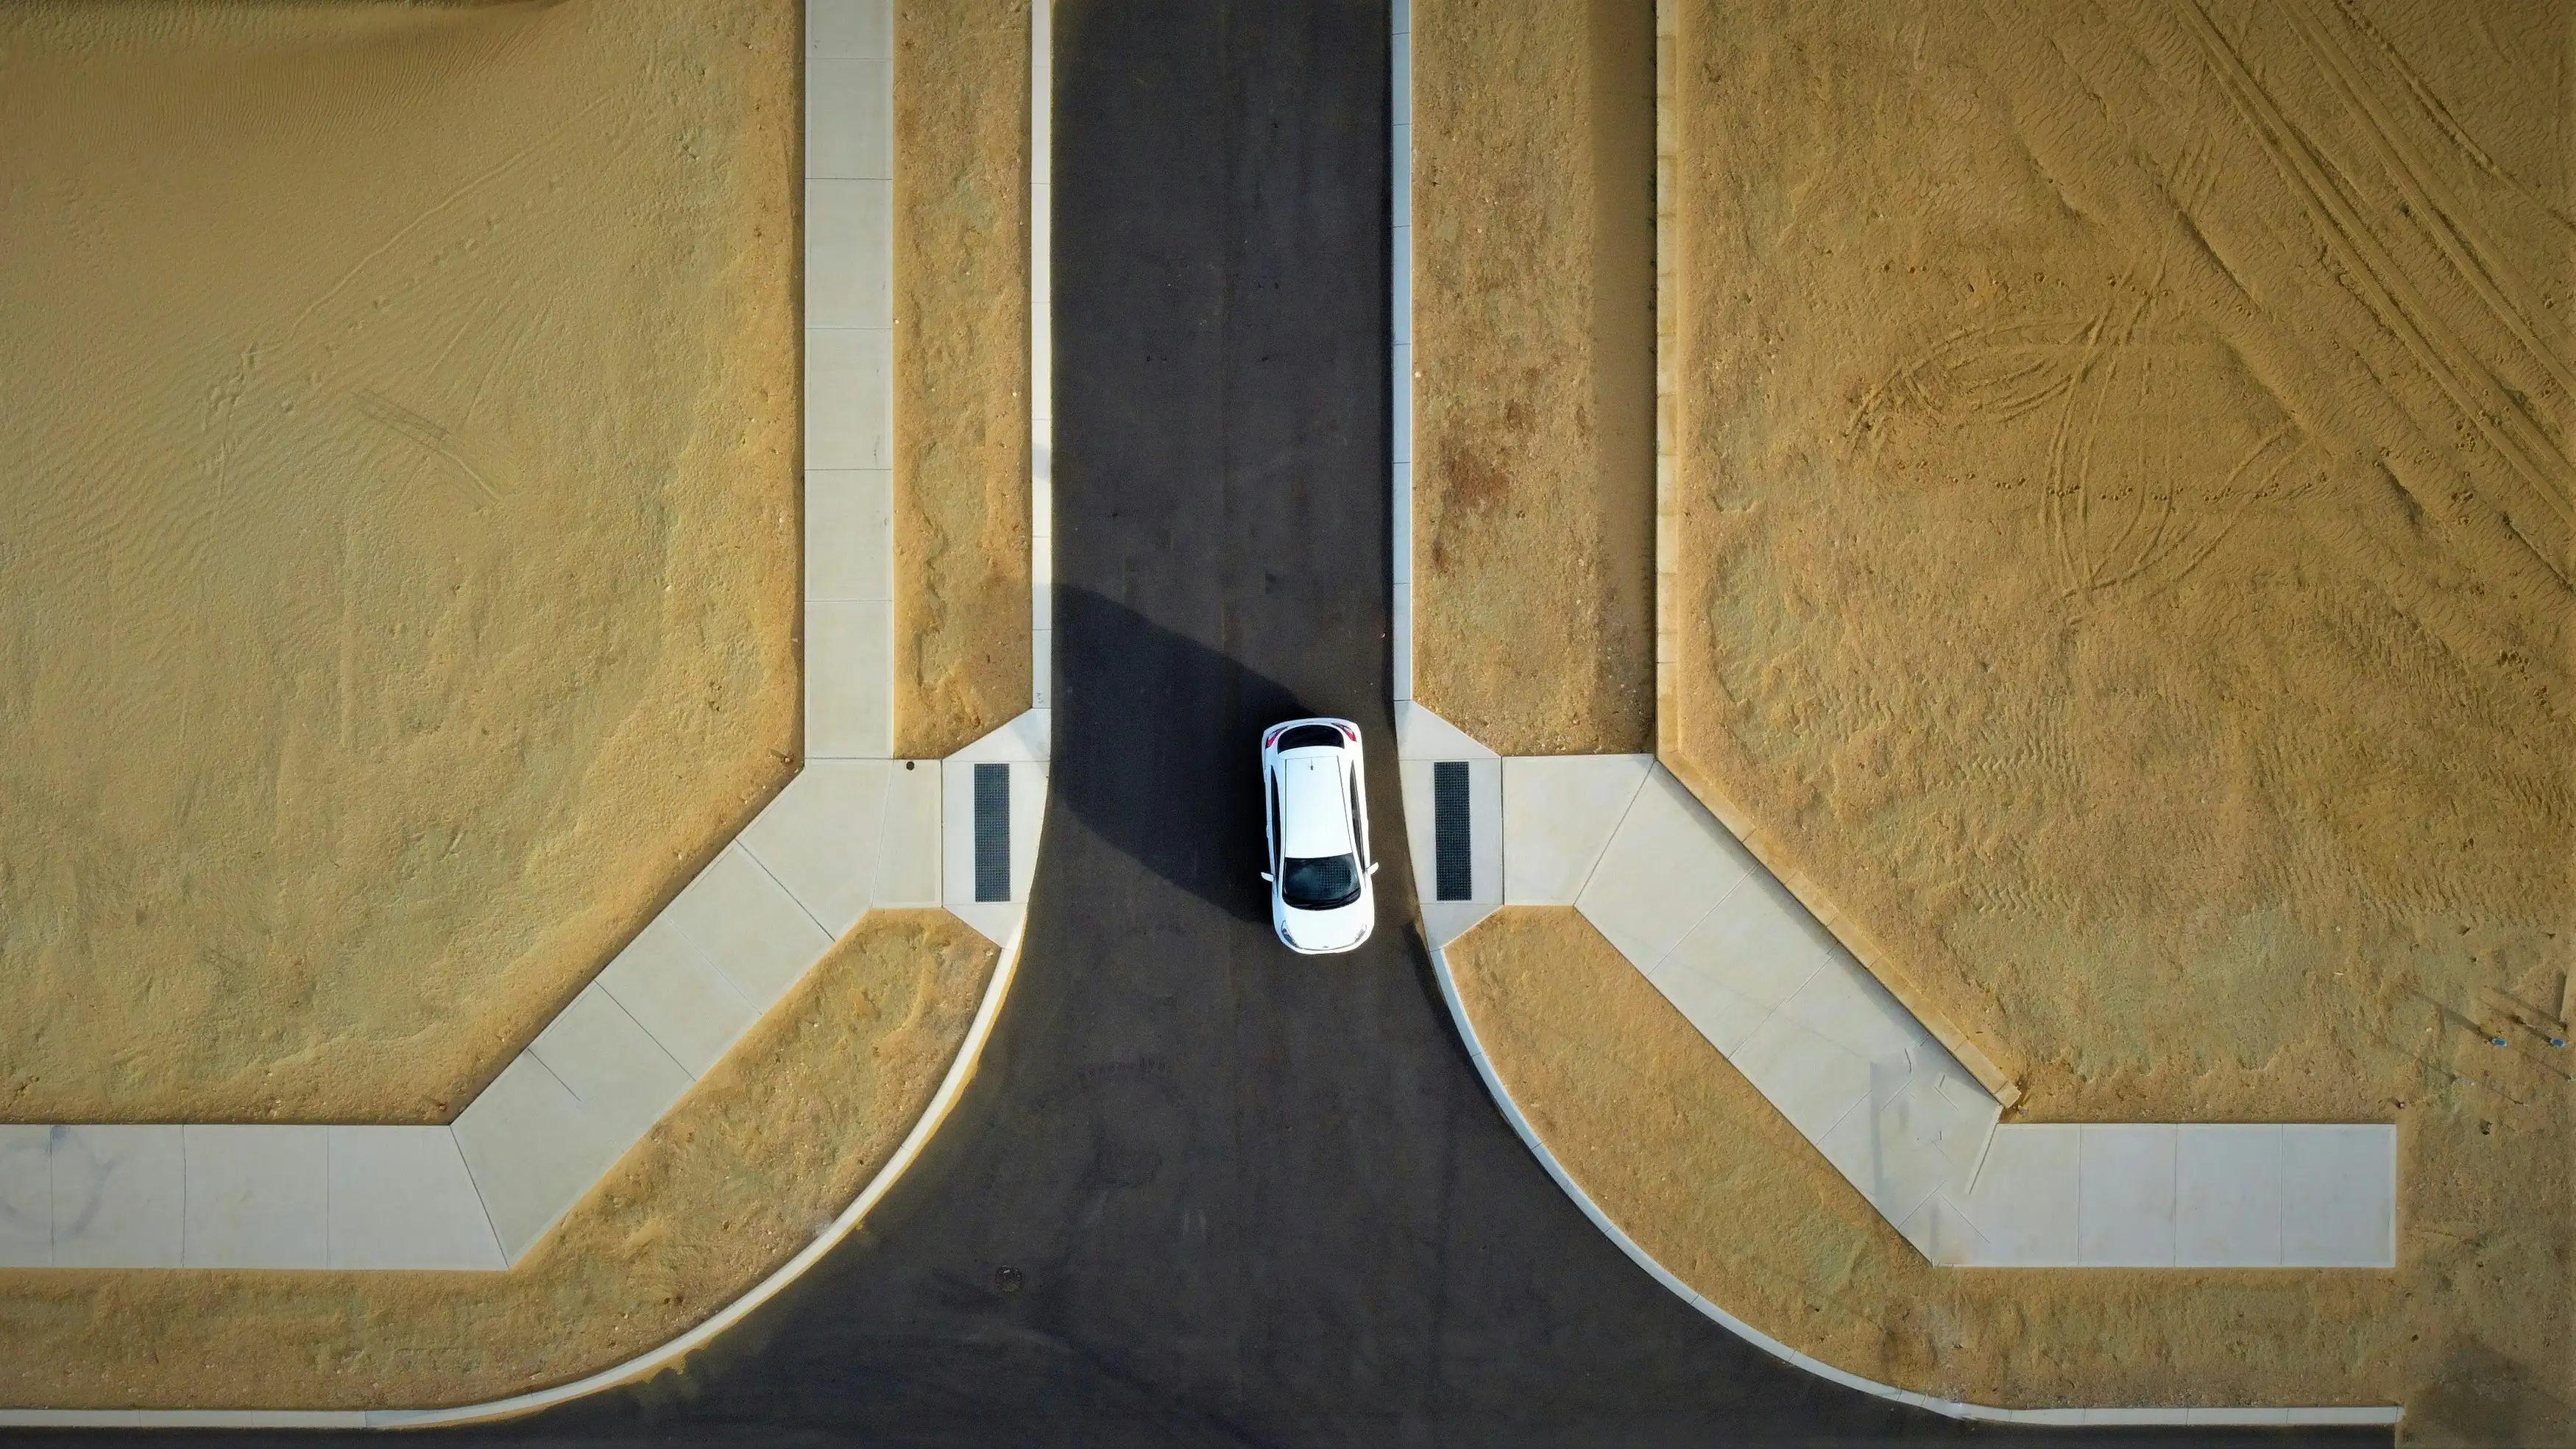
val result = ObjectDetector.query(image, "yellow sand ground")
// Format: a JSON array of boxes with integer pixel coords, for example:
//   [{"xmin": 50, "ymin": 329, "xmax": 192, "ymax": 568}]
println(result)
[
  {"xmin": 895, "ymin": 0, "xmax": 1032, "ymax": 757},
  {"xmin": 1451, "ymin": 909, "xmax": 2443, "ymax": 1420},
  {"xmin": 1419, "ymin": 0, "xmax": 2574, "ymax": 1439},
  {"xmin": 1412, "ymin": 0, "xmax": 1655, "ymax": 756},
  {"xmin": 0, "ymin": 0, "xmax": 800, "ymax": 1124},
  {"xmin": 0, "ymin": 0, "xmax": 1030, "ymax": 1410},
  {"xmin": 0, "ymin": 911, "xmax": 997, "ymax": 1410}
]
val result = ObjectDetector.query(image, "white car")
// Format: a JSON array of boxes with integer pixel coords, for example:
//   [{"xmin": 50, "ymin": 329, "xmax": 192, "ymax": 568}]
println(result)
[{"xmin": 1259, "ymin": 717, "xmax": 1378, "ymax": 954}]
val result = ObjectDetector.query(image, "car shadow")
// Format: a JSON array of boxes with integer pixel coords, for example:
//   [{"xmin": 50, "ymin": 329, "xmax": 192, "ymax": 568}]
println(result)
[{"xmin": 1044, "ymin": 585, "xmax": 1409, "ymax": 932}]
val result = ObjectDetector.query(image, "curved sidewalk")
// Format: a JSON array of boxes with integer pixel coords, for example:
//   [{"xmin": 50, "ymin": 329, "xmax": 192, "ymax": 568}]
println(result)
[
  {"xmin": 1387, "ymin": 0, "xmax": 2396, "ymax": 1428},
  {"xmin": 0, "ymin": 0, "xmax": 1050, "ymax": 1425}
]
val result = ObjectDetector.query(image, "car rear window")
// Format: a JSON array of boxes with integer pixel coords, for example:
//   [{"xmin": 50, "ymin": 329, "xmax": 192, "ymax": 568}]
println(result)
[
  {"xmin": 1280, "ymin": 854, "xmax": 1362, "ymax": 909},
  {"xmin": 1274, "ymin": 723, "xmax": 1344, "ymax": 753}
]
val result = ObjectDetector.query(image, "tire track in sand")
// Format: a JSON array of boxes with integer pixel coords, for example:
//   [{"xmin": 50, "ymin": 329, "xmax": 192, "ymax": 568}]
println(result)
[{"xmin": 2176, "ymin": 0, "xmax": 2572, "ymax": 584}]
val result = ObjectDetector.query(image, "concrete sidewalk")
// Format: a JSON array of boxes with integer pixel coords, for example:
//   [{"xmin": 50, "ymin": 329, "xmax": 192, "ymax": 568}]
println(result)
[
  {"xmin": 1387, "ymin": 0, "xmax": 2396, "ymax": 1428},
  {"xmin": 0, "ymin": 0, "xmax": 1049, "ymax": 1283}
]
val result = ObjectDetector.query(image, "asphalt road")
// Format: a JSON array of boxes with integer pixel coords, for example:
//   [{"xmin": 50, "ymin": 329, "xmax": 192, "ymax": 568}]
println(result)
[{"xmin": 40, "ymin": 3, "xmax": 2388, "ymax": 1445}]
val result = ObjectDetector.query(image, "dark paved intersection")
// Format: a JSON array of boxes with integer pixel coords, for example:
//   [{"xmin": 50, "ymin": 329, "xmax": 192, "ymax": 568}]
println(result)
[{"xmin": 31, "ymin": 3, "xmax": 2386, "ymax": 1445}]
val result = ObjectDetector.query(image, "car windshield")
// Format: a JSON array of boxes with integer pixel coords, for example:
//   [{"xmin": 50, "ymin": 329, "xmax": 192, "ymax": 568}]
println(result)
[
  {"xmin": 1273, "ymin": 723, "xmax": 1345, "ymax": 753},
  {"xmin": 1280, "ymin": 853, "xmax": 1362, "ymax": 910}
]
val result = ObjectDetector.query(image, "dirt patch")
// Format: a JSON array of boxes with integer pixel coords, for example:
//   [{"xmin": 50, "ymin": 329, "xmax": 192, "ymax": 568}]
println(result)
[
  {"xmin": 0, "ymin": 0, "xmax": 1029, "ymax": 1412},
  {"xmin": 1666, "ymin": 0, "xmax": 2576, "ymax": 1135},
  {"xmin": 1415, "ymin": 0, "xmax": 2572, "ymax": 1433},
  {"xmin": 1412, "ymin": 0, "xmax": 1655, "ymax": 755},
  {"xmin": 1643, "ymin": 0, "xmax": 2568, "ymax": 1431},
  {"xmin": 0, "ymin": 0, "xmax": 801, "ymax": 1123},
  {"xmin": 894, "ymin": 0, "xmax": 1032, "ymax": 758},
  {"xmin": 1447, "ymin": 907, "xmax": 2566, "ymax": 1435},
  {"xmin": 0, "ymin": 910, "xmax": 997, "ymax": 1411}
]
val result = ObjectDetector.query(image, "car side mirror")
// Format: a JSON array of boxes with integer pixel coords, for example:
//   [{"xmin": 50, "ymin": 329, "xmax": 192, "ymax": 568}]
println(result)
[
  {"xmin": 1367, "ymin": 862, "xmax": 1379, "ymax": 874},
  {"xmin": 1259, "ymin": 871, "xmax": 1273, "ymax": 882}
]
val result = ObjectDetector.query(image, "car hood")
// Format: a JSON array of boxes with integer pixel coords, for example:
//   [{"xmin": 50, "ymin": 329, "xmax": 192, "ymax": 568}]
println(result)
[{"xmin": 1277, "ymin": 893, "xmax": 1373, "ymax": 953}]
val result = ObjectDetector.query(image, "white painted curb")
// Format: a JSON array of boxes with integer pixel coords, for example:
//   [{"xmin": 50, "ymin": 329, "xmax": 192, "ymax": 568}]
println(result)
[
  {"xmin": 0, "ymin": 0, "xmax": 1055, "ymax": 1424},
  {"xmin": 0, "ymin": 913, "xmax": 1033, "ymax": 1432},
  {"xmin": 1393, "ymin": 1, "xmax": 2393, "ymax": 1428},
  {"xmin": 1424, "ymin": 940, "xmax": 2397, "ymax": 1431}
]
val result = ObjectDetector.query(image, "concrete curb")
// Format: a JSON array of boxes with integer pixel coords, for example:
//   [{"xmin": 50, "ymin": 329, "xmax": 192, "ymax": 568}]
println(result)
[
  {"xmin": 0, "ymin": 0, "xmax": 1053, "ymax": 1423},
  {"xmin": 1393, "ymin": 0, "xmax": 2396, "ymax": 1426},
  {"xmin": 0, "ymin": 912, "xmax": 1033, "ymax": 1432},
  {"xmin": 1423, "ymin": 935, "xmax": 2399, "ymax": 1430}
]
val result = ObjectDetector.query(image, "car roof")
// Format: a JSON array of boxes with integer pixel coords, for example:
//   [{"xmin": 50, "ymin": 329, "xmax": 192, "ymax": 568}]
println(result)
[{"xmin": 1275, "ymin": 752, "xmax": 1353, "ymax": 857}]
